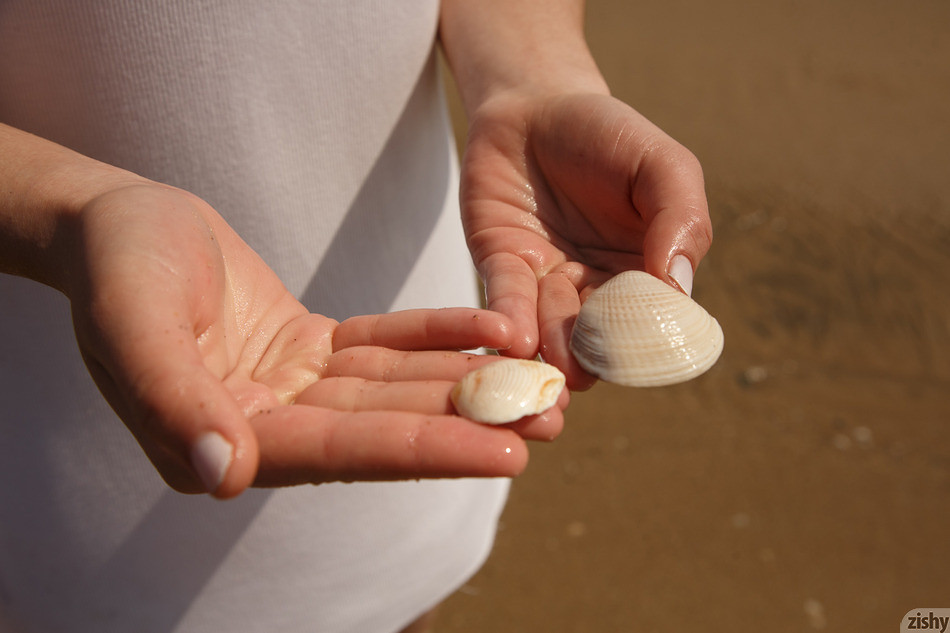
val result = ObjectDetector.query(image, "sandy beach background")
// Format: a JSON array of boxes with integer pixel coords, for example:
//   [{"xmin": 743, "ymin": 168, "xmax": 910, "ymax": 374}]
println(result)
[{"xmin": 438, "ymin": 1, "xmax": 950, "ymax": 631}]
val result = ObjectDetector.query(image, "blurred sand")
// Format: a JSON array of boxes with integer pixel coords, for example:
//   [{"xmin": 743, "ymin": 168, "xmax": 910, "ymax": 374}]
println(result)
[{"xmin": 439, "ymin": 1, "xmax": 950, "ymax": 631}]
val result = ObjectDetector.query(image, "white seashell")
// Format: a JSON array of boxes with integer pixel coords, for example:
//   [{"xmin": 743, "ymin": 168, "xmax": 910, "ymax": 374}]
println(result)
[
  {"xmin": 569, "ymin": 270, "xmax": 724, "ymax": 387},
  {"xmin": 451, "ymin": 359, "xmax": 565, "ymax": 424}
]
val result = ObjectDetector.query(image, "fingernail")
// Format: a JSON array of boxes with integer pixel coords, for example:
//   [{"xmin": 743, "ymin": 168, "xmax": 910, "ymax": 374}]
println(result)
[
  {"xmin": 191, "ymin": 431, "xmax": 233, "ymax": 493},
  {"xmin": 668, "ymin": 254, "xmax": 694, "ymax": 296}
]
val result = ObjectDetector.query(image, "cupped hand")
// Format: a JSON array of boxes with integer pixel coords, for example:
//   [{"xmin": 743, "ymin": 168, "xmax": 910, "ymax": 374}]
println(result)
[
  {"xmin": 460, "ymin": 92, "xmax": 713, "ymax": 389},
  {"xmin": 67, "ymin": 184, "xmax": 564, "ymax": 498}
]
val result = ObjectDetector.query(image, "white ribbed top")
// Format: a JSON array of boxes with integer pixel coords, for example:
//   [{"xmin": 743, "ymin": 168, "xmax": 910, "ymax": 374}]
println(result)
[{"xmin": 0, "ymin": 3, "xmax": 508, "ymax": 632}]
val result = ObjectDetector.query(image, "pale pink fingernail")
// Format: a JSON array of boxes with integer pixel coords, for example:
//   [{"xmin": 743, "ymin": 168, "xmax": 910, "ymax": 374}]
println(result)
[
  {"xmin": 191, "ymin": 431, "xmax": 233, "ymax": 493},
  {"xmin": 668, "ymin": 254, "xmax": 694, "ymax": 296}
]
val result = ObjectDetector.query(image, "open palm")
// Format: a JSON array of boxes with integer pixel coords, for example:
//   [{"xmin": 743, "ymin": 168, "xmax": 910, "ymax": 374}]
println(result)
[{"xmin": 68, "ymin": 184, "xmax": 562, "ymax": 498}]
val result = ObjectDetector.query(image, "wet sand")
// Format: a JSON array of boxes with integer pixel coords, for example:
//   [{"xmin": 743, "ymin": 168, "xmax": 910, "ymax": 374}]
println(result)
[{"xmin": 439, "ymin": 1, "xmax": 950, "ymax": 631}]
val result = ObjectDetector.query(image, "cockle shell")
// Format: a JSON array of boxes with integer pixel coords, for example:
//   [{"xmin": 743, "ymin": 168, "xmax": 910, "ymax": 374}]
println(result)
[
  {"xmin": 451, "ymin": 359, "xmax": 566, "ymax": 424},
  {"xmin": 569, "ymin": 270, "xmax": 724, "ymax": 387}
]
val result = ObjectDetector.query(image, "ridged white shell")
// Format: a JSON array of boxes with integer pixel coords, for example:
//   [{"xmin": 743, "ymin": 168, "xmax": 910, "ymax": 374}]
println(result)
[
  {"xmin": 569, "ymin": 270, "xmax": 724, "ymax": 387},
  {"xmin": 451, "ymin": 359, "xmax": 565, "ymax": 424}
]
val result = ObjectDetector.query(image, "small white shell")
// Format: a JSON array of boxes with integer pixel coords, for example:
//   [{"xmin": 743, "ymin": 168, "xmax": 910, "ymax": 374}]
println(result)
[
  {"xmin": 569, "ymin": 270, "xmax": 724, "ymax": 387},
  {"xmin": 451, "ymin": 359, "xmax": 565, "ymax": 424}
]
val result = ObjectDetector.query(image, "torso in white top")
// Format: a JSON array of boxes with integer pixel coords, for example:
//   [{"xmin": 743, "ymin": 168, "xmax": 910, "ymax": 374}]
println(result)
[{"xmin": 0, "ymin": 3, "xmax": 509, "ymax": 632}]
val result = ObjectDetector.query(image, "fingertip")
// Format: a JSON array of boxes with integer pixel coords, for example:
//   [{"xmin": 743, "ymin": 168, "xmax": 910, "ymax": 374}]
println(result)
[
  {"xmin": 488, "ymin": 299, "xmax": 539, "ymax": 358},
  {"xmin": 667, "ymin": 253, "xmax": 694, "ymax": 296},
  {"xmin": 474, "ymin": 309, "xmax": 518, "ymax": 351},
  {"xmin": 482, "ymin": 256, "xmax": 541, "ymax": 358},
  {"xmin": 565, "ymin": 370, "xmax": 598, "ymax": 392},
  {"xmin": 492, "ymin": 435, "xmax": 530, "ymax": 477},
  {"xmin": 557, "ymin": 383, "xmax": 571, "ymax": 410},
  {"xmin": 536, "ymin": 311, "xmax": 597, "ymax": 393},
  {"xmin": 505, "ymin": 407, "xmax": 565, "ymax": 442},
  {"xmin": 191, "ymin": 431, "xmax": 232, "ymax": 493},
  {"xmin": 538, "ymin": 333, "xmax": 598, "ymax": 391},
  {"xmin": 192, "ymin": 427, "xmax": 259, "ymax": 499},
  {"xmin": 499, "ymin": 330, "xmax": 539, "ymax": 359},
  {"xmin": 645, "ymin": 212, "xmax": 712, "ymax": 288}
]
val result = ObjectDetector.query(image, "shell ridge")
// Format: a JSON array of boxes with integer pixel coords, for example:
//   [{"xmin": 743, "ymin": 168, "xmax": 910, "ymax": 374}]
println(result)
[
  {"xmin": 450, "ymin": 358, "xmax": 566, "ymax": 424},
  {"xmin": 569, "ymin": 270, "xmax": 724, "ymax": 387}
]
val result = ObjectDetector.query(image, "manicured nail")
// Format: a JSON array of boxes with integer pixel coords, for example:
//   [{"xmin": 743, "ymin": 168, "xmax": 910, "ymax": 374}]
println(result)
[
  {"xmin": 191, "ymin": 431, "xmax": 233, "ymax": 493},
  {"xmin": 668, "ymin": 254, "xmax": 694, "ymax": 296}
]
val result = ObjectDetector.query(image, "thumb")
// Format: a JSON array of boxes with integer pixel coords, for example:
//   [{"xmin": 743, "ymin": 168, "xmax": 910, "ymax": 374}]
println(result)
[
  {"xmin": 635, "ymin": 147, "xmax": 713, "ymax": 293},
  {"xmin": 75, "ymin": 307, "xmax": 260, "ymax": 499},
  {"xmin": 67, "ymin": 185, "xmax": 262, "ymax": 498},
  {"xmin": 145, "ymin": 361, "xmax": 260, "ymax": 499}
]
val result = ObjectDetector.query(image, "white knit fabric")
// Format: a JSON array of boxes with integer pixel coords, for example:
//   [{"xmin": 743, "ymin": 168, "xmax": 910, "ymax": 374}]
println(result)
[{"xmin": 0, "ymin": 2, "xmax": 508, "ymax": 632}]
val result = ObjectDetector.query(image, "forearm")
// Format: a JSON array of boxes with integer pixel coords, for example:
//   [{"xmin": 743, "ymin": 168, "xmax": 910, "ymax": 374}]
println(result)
[
  {"xmin": 0, "ymin": 123, "xmax": 144, "ymax": 291},
  {"xmin": 439, "ymin": 0, "xmax": 610, "ymax": 115}
]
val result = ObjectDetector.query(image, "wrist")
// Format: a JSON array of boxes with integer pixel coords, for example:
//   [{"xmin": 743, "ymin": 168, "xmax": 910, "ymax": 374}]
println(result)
[
  {"xmin": 453, "ymin": 50, "xmax": 610, "ymax": 117},
  {"xmin": 440, "ymin": 0, "xmax": 610, "ymax": 117},
  {"xmin": 0, "ymin": 124, "xmax": 146, "ymax": 292}
]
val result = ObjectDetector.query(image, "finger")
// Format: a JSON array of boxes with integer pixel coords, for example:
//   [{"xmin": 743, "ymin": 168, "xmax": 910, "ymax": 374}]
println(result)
[
  {"xmin": 537, "ymin": 264, "xmax": 599, "ymax": 391},
  {"xmin": 503, "ymin": 407, "xmax": 566, "ymax": 442},
  {"xmin": 249, "ymin": 406, "xmax": 529, "ymax": 485},
  {"xmin": 296, "ymin": 374, "xmax": 569, "ymax": 442},
  {"xmin": 479, "ymin": 251, "xmax": 541, "ymax": 359},
  {"xmin": 323, "ymin": 348, "xmax": 499, "ymax": 382},
  {"xmin": 633, "ymin": 145, "xmax": 713, "ymax": 293},
  {"xmin": 138, "ymin": 359, "xmax": 260, "ymax": 499},
  {"xmin": 295, "ymin": 377, "xmax": 459, "ymax": 415},
  {"xmin": 333, "ymin": 308, "xmax": 514, "ymax": 352},
  {"xmin": 645, "ymin": 209, "xmax": 711, "ymax": 296},
  {"xmin": 79, "ymin": 318, "xmax": 260, "ymax": 499}
]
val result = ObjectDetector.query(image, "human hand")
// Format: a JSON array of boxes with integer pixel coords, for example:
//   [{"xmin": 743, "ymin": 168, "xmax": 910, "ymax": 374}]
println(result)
[
  {"xmin": 67, "ymin": 184, "xmax": 563, "ymax": 498},
  {"xmin": 459, "ymin": 92, "xmax": 713, "ymax": 389}
]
